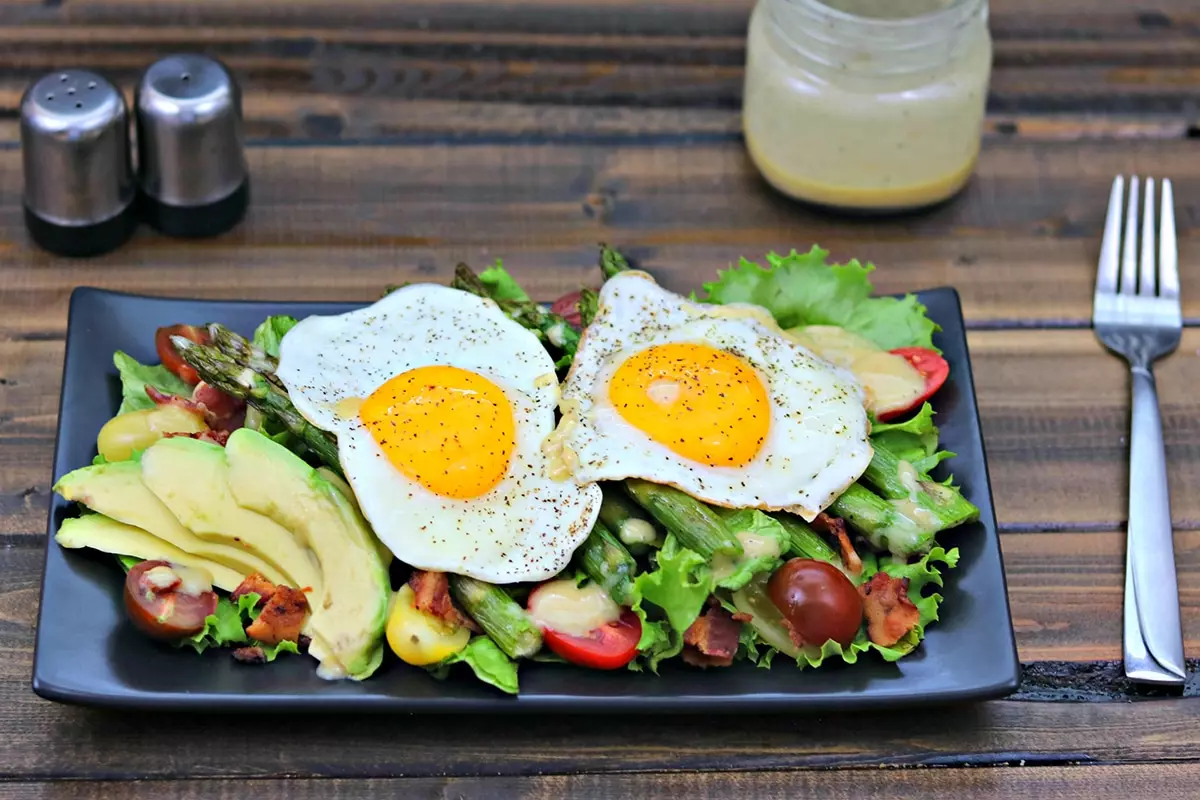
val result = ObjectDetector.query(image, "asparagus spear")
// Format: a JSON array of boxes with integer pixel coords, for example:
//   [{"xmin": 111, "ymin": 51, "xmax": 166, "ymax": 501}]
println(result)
[
  {"xmin": 598, "ymin": 487, "xmax": 661, "ymax": 551},
  {"xmin": 573, "ymin": 520, "xmax": 637, "ymax": 606},
  {"xmin": 828, "ymin": 483, "xmax": 934, "ymax": 558},
  {"xmin": 448, "ymin": 574, "xmax": 543, "ymax": 659},
  {"xmin": 172, "ymin": 337, "xmax": 342, "ymax": 472},
  {"xmin": 599, "ymin": 244, "xmax": 632, "ymax": 280},
  {"xmin": 860, "ymin": 440, "xmax": 979, "ymax": 530},
  {"xmin": 206, "ymin": 323, "xmax": 281, "ymax": 381},
  {"xmin": 623, "ymin": 479, "xmax": 742, "ymax": 560},
  {"xmin": 772, "ymin": 513, "xmax": 841, "ymax": 563},
  {"xmin": 450, "ymin": 263, "xmax": 581, "ymax": 362}
]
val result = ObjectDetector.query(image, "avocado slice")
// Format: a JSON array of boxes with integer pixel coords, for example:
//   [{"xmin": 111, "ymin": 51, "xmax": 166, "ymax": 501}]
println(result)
[
  {"xmin": 226, "ymin": 429, "xmax": 390, "ymax": 680},
  {"xmin": 54, "ymin": 460, "xmax": 290, "ymax": 586},
  {"xmin": 56, "ymin": 514, "xmax": 244, "ymax": 592},
  {"xmin": 139, "ymin": 437, "xmax": 323, "ymax": 598},
  {"xmin": 317, "ymin": 465, "xmax": 393, "ymax": 568}
]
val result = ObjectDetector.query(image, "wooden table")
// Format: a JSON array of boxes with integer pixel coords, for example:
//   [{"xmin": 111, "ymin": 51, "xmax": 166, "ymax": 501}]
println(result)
[{"xmin": 1, "ymin": 1, "xmax": 1198, "ymax": 797}]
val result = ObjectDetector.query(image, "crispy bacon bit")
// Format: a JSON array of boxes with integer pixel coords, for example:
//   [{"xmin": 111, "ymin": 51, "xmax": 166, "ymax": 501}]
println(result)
[
  {"xmin": 245, "ymin": 585, "xmax": 309, "ymax": 645},
  {"xmin": 232, "ymin": 646, "xmax": 266, "ymax": 664},
  {"xmin": 408, "ymin": 569, "xmax": 480, "ymax": 632},
  {"xmin": 144, "ymin": 383, "xmax": 245, "ymax": 433},
  {"xmin": 162, "ymin": 429, "xmax": 231, "ymax": 446},
  {"xmin": 859, "ymin": 572, "xmax": 920, "ymax": 647},
  {"xmin": 231, "ymin": 573, "xmax": 277, "ymax": 607},
  {"xmin": 192, "ymin": 382, "xmax": 246, "ymax": 431},
  {"xmin": 812, "ymin": 512, "xmax": 863, "ymax": 576},
  {"xmin": 682, "ymin": 606, "xmax": 743, "ymax": 668},
  {"xmin": 731, "ymin": 612, "xmax": 753, "ymax": 623}
]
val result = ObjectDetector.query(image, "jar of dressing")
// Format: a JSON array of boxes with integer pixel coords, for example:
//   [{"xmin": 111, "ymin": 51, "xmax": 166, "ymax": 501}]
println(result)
[{"xmin": 742, "ymin": 0, "xmax": 992, "ymax": 211}]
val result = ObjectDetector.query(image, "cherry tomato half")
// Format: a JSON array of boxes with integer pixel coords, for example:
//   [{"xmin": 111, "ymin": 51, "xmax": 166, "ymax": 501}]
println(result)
[
  {"xmin": 875, "ymin": 347, "xmax": 951, "ymax": 422},
  {"xmin": 767, "ymin": 558, "xmax": 863, "ymax": 648},
  {"xmin": 541, "ymin": 610, "xmax": 642, "ymax": 670},
  {"xmin": 124, "ymin": 560, "xmax": 218, "ymax": 641},
  {"xmin": 155, "ymin": 324, "xmax": 210, "ymax": 385}
]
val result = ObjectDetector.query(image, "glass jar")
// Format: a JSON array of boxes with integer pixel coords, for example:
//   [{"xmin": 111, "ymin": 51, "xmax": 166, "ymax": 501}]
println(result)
[{"xmin": 742, "ymin": 0, "xmax": 992, "ymax": 212}]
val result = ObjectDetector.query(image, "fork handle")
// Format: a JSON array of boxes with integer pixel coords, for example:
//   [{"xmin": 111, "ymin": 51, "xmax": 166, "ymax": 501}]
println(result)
[{"xmin": 1126, "ymin": 366, "xmax": 1187, "ymax": 681}]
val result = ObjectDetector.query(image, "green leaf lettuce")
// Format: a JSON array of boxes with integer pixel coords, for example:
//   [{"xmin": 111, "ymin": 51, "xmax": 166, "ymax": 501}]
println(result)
[
  {"xmin": 251, "ymin": 315, "xmax": 299, "ymax": 358},
  {"xmin": 432, "ymin": 636, "xmax": 521, "ymax": 695},
  {"xmin": 113, "ymin": 351, "xmax": 192, "ymax": 415},
  {"xmin": 701, "ymin": 246, "xmax": 940, "ymax": 351}
]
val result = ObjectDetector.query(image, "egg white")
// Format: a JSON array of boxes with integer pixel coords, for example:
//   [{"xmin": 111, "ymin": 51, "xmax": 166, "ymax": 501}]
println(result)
[
  {"xmin": 277, "ymin": 283, "xmax": 602, "ymax": 584},
  {"xmin": 556, "ymin": 271, "xmax": 873, "ymax": 521}
]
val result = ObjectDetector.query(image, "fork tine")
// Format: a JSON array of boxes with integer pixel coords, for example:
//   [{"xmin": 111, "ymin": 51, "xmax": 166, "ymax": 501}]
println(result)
[
  {"xmin": 1120, "ymin": 176, "xmax": 1140, "ymax": 295},
  {"xmin": 1140, "ymin": 178, "xmax": 1157, "ymax": 296},
  {"xmin": 1160, "ymin": 178, "xmax": 1179, "ymax": 300},
  {"xmin": 1097, "ymin": 176, "xmax": 1124, "ymax": 295}
]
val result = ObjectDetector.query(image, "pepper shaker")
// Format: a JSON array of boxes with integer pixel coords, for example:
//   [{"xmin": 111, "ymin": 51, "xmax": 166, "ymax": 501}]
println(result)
[
  {"xmin": 135, "ymin": 54, "xmax": 250, "ymax": 238},
  {"xmin": 19, "ymin": 69, "xmax": 137, "ymax": 257}
]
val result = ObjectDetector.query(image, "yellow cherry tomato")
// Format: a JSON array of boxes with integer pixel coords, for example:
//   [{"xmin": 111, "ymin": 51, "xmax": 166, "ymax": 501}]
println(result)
[
  {"xmin": 97, "ymin": 405, "xmax": 208, "ymax": 462},
  {"xmin": 386, "ymin": 584, "xmax": 469, "ymax": 666}
]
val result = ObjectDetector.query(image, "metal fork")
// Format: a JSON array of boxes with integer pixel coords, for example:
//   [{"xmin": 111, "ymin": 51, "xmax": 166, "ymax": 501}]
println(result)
[{"xmin": 1093, "ymin": 175, "xmax": 1186, "ymax": 686}]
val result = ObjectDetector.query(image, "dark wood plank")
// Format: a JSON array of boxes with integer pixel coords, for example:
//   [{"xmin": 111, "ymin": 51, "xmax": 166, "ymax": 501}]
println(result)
[
  {"xmin": 0, "ymin": 1, "xmax": 1198, "ymax": 142},
  {"xmin": 0, "ymin": 539, "xmax": 1197, "ymax": 780},
  {"xmin": 0, "ymin": 141, "xmax": 1197, "ymax": 338},
  {"xmin": 6, "ymin": 765, "xmax": 1200, "ymax": 800}
]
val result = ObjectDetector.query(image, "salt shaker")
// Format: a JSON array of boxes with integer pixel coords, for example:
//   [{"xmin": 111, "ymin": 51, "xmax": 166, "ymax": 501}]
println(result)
[
  {"xmin": 135, "ymin": 54, "xmax": 250, "ymax": 238},
  {"xmin": 20, "ymin": 69, "xmax": 137, "ymax": 257}
]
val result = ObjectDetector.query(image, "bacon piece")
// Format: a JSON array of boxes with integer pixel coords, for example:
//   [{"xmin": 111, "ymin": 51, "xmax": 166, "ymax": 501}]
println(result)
[
  {"xmin": 859, "ymin": 572, "xmax": 920, "ymax": 647},
  {"xmin": 144, "ymin": 383, "xmax": 245, "ymax": 433},
  {"xmin": 232, "ymin": 646, "xmax": 266, "ymax": 664},
  {"xmin": 245, "ymin": 585, "xmax": 309, "ymax": 645},
  {"xmin": 192, "ymin": 381, "xmax": 246, "ymax": 431},
  {"xmin": 682, "ymin": 606, "xmax": 743, "ymax": 668},
  {"xmin": 408, "ymin": 570, "xmax": 480, "ymax": 632},
  {"xmin": 812, "ymin": 512, "xmax": 863, "ymax": 576},
  {"xmin": 162, "ymin": 429, "xmax": 231, "ymax": 446},
  {"xmin": 231, "ymin": 573, "xmax": 277, "ymax": 607}
]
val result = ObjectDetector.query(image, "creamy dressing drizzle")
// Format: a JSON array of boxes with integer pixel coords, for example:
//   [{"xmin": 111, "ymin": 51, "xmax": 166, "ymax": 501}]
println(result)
[
  {"xmin": 529, "ymin": 579, "xmax": 621, "ymax": 636},
  {"xmin": 711, "ymin": 530, "xmax": 784, "ymax": 582}
]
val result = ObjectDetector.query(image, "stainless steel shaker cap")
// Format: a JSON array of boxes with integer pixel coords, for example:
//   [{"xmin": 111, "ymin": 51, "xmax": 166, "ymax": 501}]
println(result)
[
  {"xmin": 20, "ymin": 69, "xmax": 137, "ymax": 257},
  {"xmin": 135, "ymin": 54, "xmax": 249, "ymax": 237}
]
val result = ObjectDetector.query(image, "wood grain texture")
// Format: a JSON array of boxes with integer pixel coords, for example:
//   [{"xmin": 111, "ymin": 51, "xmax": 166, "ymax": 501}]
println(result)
[
  {"xmin": 0, "ymin": 1, "xmax": 1198, "ymax": 143},
  {"xmin": 5, "ymin": 765, "xmax": 1200, "ymax": 800},
  {"xmin": 0, "ymin": 142, "xmax": 1197, "ymax": 338}
]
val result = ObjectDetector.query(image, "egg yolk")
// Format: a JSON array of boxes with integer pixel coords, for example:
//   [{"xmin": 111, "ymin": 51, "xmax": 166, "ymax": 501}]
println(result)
[
  {"xmin": 608, "ymin": 343, "xmax": 770, "ymax": 467},
  {"xmin": 359, "ymin": 365, "xmax": 515, "ymax": 499}
]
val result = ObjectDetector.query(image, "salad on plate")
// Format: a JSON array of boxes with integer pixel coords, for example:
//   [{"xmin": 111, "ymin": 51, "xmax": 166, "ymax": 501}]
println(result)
[{"xmin": 51, "ymin": 245, "xmax": 978, "ymax": 694}]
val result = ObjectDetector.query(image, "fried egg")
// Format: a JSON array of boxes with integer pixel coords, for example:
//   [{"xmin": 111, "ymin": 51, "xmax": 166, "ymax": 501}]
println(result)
[
  {"xmin": 277, "ymin": 284, "xmax": 602, "ymax": 584},
  {"xmin": 551, "ymin": 271, "xmax": 872, "ymax": 521}
]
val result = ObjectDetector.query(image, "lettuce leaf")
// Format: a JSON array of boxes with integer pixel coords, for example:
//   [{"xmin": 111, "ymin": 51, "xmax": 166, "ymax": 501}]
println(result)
[
  {"xmin": 252, "ymin": 315, "xmax": 298, "ymax": 358},
  {"xmin": 870, "ymin": 403, "xmax": 953, "ymax": 474},
  {"xmin": 480, "ymin": 260, "xmax": 531, "ymax": 303},
  {"xmin": 711, "ymin": 509, "xmax": 787, "ymax": 592},
  {"xmin": 631, "ymin": 533, "xmax": 712, "ymax": 634},
  {"xmin": 871, "ymin": 546, "xmax": 960, "ymax": 661},
  {"xmin": 434, "ymin": 636, "xmax": 520, "ymax": 695},
  {"xmin": 176, "ymin": 593, "xmax": 255, "ymax": 654},
  {"xmin": 701, "ymin": 246, "xmax": 940, "ymax": 352},
  {"xmin": 113, "ymin": 351, "xmax": 191, "ymax": 415}
]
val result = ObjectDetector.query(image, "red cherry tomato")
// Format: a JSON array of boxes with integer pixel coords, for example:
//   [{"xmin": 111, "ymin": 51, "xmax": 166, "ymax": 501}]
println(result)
[
  {"xmin": 540, "ymin": 609, "xmax": 642, "ymax": 670},
  {"xmin": 154, "ymin": 324, "xmax": 210, "ymax": 385},
  {"xmin": 875, "ymin": 347, "xmax": 951, "ymax": 422},
  {"xmin": 767, "ymin": 558, "xmax": 863, "ymax": 648},
  {"xmin": 123, "ymin": 560, "xmax": 218, "ymax": 641}
]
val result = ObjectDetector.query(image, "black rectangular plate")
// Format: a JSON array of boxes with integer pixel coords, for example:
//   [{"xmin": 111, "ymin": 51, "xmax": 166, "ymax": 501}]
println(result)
[{"xmin": 32, "ymin": 286, "xmax": 1019, "ymax": 713}]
